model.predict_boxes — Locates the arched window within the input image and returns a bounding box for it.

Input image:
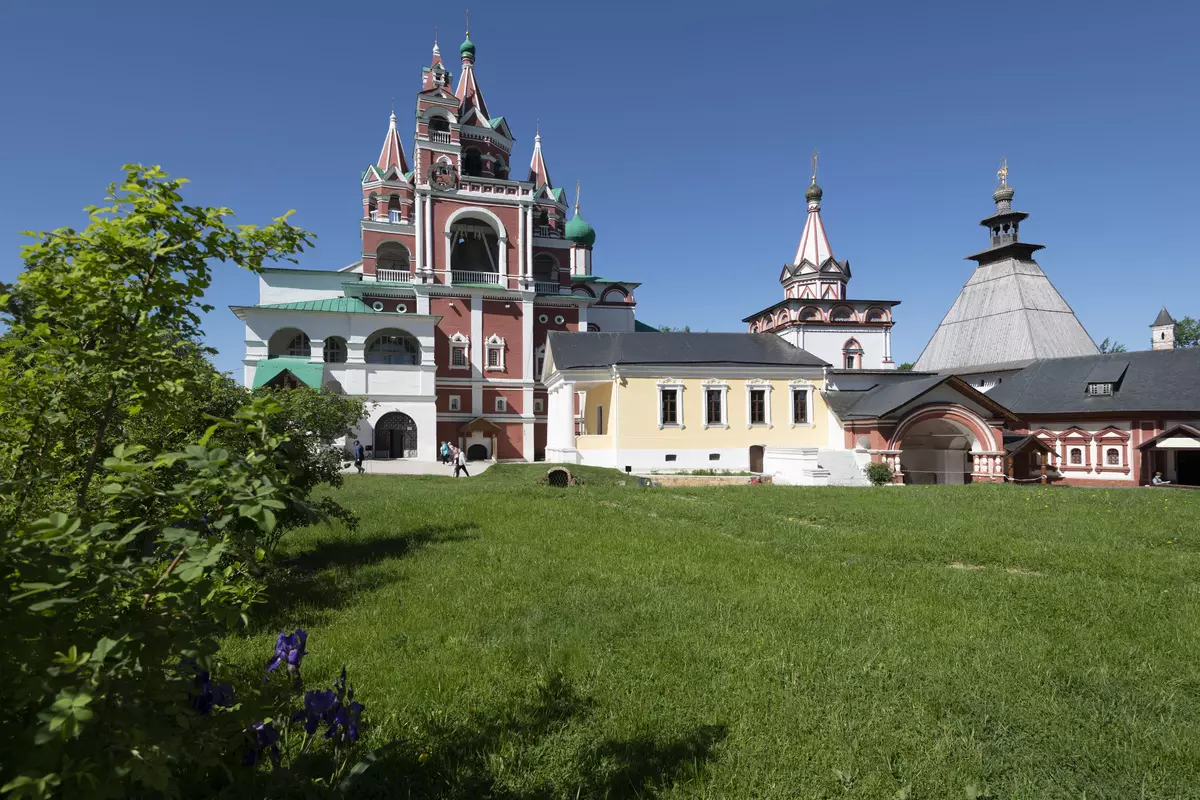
[365,330,421,365]
[532,253,558,282]
[842,338,864,370]
[323,337,347,364]
[1106,448,1120,465]
[428,115,450,137]
[1070,448,1083,465]
[494,159,509,180]
[450,219,500,274]
[377,241,409,270]
[799,306,822,322]
[587,323,601,332]
[268,328,311,358]
[463,148,483,177]
[866,308,886,323]
[831,307,855,322]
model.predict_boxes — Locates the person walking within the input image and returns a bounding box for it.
[353,440,365,475]
[454,446,469,478]
[440,441,450,465]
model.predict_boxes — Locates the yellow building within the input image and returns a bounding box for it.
[543,332,833,472]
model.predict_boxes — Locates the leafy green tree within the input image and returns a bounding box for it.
[1098,338,1127,353]
[658,325,692,333]
[0,165,312,523]
[0,166,347,797]
[1175,316,1199,348]
[897,362,915,371]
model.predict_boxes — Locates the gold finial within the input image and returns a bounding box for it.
[998,157,1008,187]
[811,148,819,185]
[574,180,581,214]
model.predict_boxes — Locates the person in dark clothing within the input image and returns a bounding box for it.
[353,440,364,474]
[453,446,469,478]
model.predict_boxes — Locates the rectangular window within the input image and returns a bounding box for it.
[705,389,722,426]
[665,454,677,462]
[749,389,767,424]
[451,346,467,367]
[660,389,678,425]
[709,453,720,461]
[792,389,809,424]
[1106,448,1120,465]
[534,398,544,414]
[1070,448,1082,465]
[1087,383,1113,396]
[495,397,508,412]
[845,355,856,369]
[448,395,461,411]
[595,405,604,436]
[487,348,500,368]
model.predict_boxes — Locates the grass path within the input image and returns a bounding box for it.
[221,466,1200,798]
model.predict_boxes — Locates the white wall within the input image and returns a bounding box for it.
[586,306,635,333]
[778,326,890,369]
[259,271,354,305]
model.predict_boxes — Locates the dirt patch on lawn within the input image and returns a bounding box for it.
[947,562,986,571]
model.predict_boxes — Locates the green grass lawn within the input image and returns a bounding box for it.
[221,466,1200,799]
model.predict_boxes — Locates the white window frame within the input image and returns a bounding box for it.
[1104,446,1121,466]
[449,331,470,371]
[1087,383,1113,396]
[484,333,505,372]
[657,378,684,430]
[448,394,461,411]
[595,404,604,435]
[789,380,816,428]
[1069,447,1083,465]
[534,398,544,414]
[745,379,772,428]
[495,396,508,413]
[701,379,729,429]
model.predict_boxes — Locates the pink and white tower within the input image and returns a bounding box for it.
[743,152,899,369]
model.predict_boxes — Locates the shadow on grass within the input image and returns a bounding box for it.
[259,523,481,630]
[349,671,727,799]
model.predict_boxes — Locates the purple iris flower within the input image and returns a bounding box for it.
[183,660,235,715]
[243,721,281,767]
[295,665,366,744]
[265,629,309,678]
[299,688,338,735]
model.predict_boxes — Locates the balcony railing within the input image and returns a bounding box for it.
[429,131,451,143]
[377,268,412,283]
[388,210,403,223]
[451,270,502,285]
[534,281,560,295]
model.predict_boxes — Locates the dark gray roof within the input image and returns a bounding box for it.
[1085,360,1129,384]
[547,332,828,370]
[988,348,1200,414]
[824,373,1017,421]
[1151,307,1176,327]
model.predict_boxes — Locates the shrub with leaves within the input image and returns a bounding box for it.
[0,166,367,797]
[864,461,895,486]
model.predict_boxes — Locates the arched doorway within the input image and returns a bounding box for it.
[749,445,764,473]
[375,412,418,459]
[891,407,997,485]
[467,444,489,461]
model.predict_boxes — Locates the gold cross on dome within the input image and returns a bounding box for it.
[998,157,1008,186]
[811,149,819,185]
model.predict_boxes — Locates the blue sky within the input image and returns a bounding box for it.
[2,1,1197,375]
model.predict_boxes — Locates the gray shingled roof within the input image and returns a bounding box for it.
[988,348,1200,414]
[823,374,1015,421]
[914,257,1099,372]
[1151,307,1176,327]
[547,332,828,370]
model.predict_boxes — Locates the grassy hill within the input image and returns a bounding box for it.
[221,467,1200,798]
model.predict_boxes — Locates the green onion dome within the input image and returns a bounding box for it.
[460,35,475,58]
[565,212,596,247]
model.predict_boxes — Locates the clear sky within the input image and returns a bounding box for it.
[2,0,1197,375]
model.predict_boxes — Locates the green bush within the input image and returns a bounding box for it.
[864,461,895,486]
[0,166,366,797]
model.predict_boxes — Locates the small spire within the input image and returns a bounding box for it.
[535,117,540,142]
[574,180,581,215]
[997,157,1008,187]
[433,25,440,56]
[811,148,819,186]
[465,8,469,36]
